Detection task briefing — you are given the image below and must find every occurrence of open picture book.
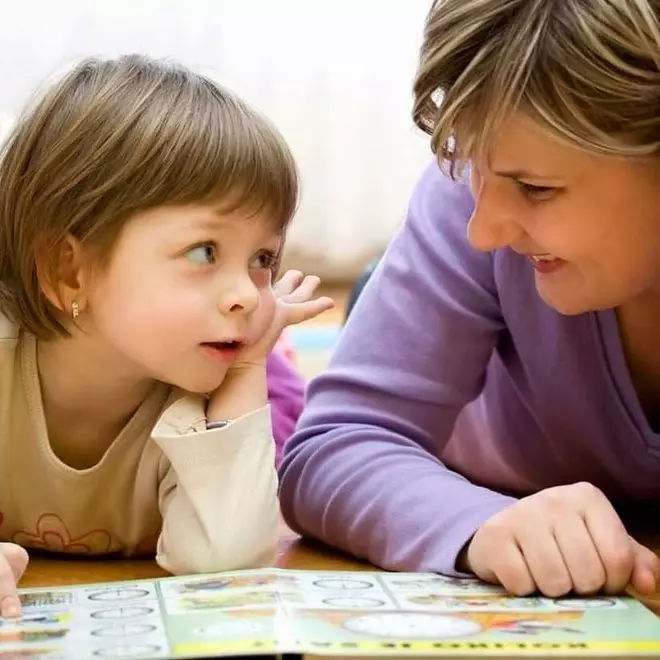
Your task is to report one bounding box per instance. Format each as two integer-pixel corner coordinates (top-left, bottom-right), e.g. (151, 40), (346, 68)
(3, 567), (660, 659)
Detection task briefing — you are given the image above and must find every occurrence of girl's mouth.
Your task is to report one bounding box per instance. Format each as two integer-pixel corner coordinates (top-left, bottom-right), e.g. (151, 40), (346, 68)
(200, 340), (245, 362)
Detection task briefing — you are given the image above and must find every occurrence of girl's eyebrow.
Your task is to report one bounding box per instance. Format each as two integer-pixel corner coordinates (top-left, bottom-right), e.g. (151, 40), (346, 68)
(190, 214), (232, 230)
(493, 168), (557, 181)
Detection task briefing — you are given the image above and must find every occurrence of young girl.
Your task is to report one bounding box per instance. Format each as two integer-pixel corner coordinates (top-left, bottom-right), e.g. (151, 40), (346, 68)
(280, 0), (660, 600)
(0, 54), (332, 617)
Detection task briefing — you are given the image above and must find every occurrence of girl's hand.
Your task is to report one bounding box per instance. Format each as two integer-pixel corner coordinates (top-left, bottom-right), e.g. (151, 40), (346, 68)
(206, 271), (333, 424)
(0, 543), (29, 617)
(237, 270), (334, 365)
(462, 482), (660, 597)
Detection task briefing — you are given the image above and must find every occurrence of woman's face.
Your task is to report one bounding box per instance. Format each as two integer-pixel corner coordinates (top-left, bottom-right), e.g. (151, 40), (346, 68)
(467, 113), (660, 315)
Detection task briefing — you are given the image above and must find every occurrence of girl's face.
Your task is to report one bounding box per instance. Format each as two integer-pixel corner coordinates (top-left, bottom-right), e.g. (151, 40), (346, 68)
(467, 113), (660, 315)
(74, 204), (280, 393)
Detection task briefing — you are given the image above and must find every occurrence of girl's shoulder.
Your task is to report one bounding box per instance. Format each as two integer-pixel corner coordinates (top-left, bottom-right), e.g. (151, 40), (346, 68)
(0, 313), (18, 342)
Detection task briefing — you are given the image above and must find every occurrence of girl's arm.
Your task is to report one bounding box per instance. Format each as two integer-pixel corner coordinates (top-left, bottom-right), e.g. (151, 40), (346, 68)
(149, 278), (325, 575)
(278, 161), (517, 576)
(151, 376), (278, 575)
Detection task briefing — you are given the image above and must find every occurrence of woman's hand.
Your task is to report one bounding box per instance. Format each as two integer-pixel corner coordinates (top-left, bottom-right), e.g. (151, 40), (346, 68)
(463, 482), (660, 597)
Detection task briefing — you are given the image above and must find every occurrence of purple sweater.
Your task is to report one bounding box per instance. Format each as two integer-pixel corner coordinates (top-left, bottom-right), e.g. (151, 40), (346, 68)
(278, 161), (660, 576)
(267, 347), (304, 466)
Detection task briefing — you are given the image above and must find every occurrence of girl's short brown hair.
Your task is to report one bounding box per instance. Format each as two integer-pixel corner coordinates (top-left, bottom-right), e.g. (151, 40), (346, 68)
(0, 54), (298, 338)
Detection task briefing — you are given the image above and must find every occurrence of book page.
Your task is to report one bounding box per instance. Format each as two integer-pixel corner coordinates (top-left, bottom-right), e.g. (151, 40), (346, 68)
(3, 569), (291, 658)
(4, 569), (660, 657)
(273, 570), (660, 657)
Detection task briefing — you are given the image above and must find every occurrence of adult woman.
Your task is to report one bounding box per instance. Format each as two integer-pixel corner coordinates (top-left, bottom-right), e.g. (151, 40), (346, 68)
(279, 0), (660, 598)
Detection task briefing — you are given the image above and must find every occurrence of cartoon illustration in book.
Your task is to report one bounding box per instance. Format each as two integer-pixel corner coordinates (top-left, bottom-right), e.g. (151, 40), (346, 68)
(463, 611), (586, 637)
(19, 591), (74, 610)
(177, 574), (296, 593)
(554, 598), (617, 609)
(193, 620), (270, 638)
(496, 619), (584, 636)
(180, 590), (303, 610)
(388, 575), (495, 591)
(406, 592), (546, 609)
(0, 627), (69, 643)
(0, 650), (57, 658)
(220, 608), (278, 621)
(321, 597), (388, 609)
(0, 613), (69, 627)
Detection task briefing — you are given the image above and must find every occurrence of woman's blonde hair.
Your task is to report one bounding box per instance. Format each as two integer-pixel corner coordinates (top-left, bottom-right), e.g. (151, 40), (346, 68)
(413, 0), (660, 174)
(0, 54), (298, 339)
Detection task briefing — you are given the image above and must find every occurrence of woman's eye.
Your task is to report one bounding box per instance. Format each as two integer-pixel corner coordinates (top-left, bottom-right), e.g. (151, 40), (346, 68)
(185, 243), (216, 264)
(250, 250), (278, 271)
(517, 182), (557, 201)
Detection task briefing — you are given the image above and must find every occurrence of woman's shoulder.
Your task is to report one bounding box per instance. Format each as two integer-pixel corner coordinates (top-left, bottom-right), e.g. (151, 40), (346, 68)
(395, 160), (499, 302)
(409, 160), (475, 233)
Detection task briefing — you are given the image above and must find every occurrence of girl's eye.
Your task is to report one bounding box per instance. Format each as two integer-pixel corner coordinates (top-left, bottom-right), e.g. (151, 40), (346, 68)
(185, 243), (216, 264)
(517, 182), (557, 201)
(250, 250), (278, 271)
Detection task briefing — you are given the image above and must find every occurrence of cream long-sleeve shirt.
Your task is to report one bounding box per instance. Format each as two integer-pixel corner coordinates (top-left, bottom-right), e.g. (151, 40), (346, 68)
(0, 315), (279, 574)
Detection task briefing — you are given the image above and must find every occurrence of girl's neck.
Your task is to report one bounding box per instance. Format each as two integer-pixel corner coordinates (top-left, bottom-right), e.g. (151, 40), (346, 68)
(36, 333), (159, 469)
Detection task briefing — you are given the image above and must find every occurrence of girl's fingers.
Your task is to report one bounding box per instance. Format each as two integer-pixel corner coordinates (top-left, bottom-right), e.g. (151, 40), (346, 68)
(0, 548), (25, 618)
(273, 270), (304, 297)
(0, 544), (28, 583)
(282, 297), (334, 325)
(282, 275), (322, 303)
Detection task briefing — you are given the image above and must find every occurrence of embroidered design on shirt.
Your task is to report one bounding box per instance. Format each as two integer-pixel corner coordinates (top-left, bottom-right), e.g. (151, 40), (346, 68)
(12, 513), (112, 554)
(130, 530), (159, 557)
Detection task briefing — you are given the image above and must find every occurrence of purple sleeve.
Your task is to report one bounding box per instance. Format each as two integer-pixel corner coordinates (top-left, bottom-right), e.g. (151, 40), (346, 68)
(267, 348), (305, 466)
(278, 162), (517, 575)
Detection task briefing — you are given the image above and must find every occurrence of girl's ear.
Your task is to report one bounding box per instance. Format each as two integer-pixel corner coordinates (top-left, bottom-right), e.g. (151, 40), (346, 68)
(38, 234), (89, 315)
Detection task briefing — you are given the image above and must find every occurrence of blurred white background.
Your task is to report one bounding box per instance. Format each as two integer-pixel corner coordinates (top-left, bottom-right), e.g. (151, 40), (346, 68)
(0, 0), (433, 280)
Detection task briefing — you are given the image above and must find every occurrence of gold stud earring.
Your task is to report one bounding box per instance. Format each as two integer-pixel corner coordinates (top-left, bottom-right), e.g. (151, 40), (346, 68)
(71, 301), (80, 319)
